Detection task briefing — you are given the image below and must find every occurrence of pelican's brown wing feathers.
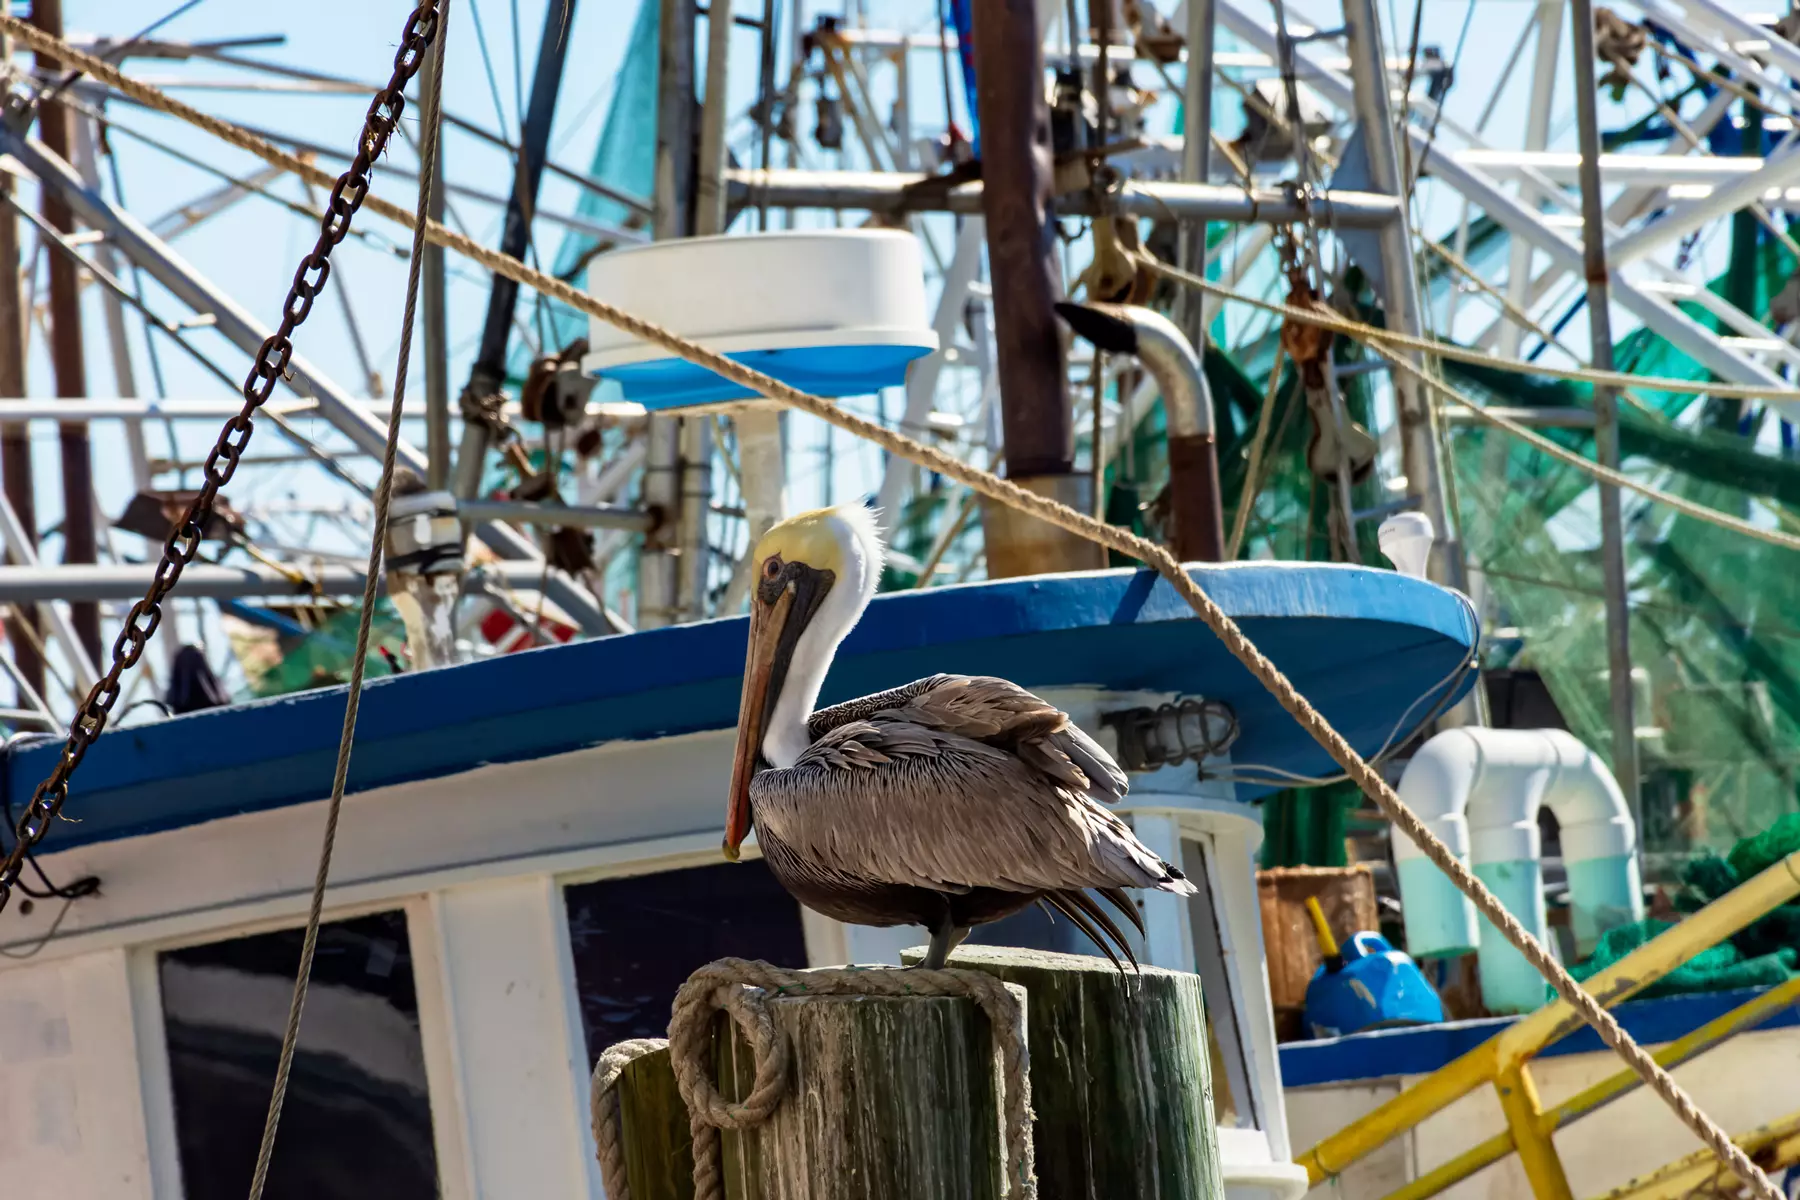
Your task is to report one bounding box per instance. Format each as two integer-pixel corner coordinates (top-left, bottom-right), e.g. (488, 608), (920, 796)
(808, 674), (1129, 805)
(752, 716), (1190, 899)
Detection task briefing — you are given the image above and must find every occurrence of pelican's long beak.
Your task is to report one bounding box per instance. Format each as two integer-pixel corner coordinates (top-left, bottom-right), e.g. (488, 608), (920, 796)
(725, 584), (796, 861)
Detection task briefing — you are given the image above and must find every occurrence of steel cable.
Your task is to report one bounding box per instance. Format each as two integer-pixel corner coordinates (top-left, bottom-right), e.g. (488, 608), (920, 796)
(243, 3), (450, 1196)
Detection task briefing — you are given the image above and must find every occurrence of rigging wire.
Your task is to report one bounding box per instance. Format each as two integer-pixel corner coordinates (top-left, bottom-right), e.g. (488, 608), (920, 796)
(467, 0), (517, 143)
(241, 4), (452, 1198)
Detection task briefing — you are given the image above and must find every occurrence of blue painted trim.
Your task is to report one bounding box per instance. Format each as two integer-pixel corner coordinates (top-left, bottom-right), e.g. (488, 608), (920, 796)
(3, 562), (1476, 852)
(1278, 984), (1800, 1087)
(603, 343), (933, 408)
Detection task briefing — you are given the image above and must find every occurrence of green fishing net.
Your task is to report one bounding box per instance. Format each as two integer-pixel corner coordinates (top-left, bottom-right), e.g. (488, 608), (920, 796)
(1569, 919), (1796, 999)
(1571, 813), (1800, 996)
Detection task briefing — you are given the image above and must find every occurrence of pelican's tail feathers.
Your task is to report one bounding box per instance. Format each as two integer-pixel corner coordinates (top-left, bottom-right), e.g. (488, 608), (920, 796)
(1097, 885), (1147, 937)
(1154, 859), (1199, 896)
(1043, 891), (1125, 973)
(1066, 889), (1141, 973)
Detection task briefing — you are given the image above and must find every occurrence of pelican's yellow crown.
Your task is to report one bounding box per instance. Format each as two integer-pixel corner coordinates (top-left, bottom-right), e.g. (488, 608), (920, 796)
(753, 504), (880, 575)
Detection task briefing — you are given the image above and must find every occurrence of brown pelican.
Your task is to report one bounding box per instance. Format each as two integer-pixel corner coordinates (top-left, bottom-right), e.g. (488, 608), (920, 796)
(724, 504), (1197, 970)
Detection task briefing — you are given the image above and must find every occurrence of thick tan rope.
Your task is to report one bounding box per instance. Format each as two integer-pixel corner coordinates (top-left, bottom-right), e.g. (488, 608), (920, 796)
(8, 25), (1775, 1196)
(590, 960), (1034, 1200)
(1156, 262), (1800, 555)
(589, 1037), (668, 1200)
(1363, 343), (1800, 551)
(1145, 258), (1800, 404)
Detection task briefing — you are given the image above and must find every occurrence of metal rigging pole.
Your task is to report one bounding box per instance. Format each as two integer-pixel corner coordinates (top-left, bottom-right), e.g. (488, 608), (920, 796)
(30, 0), (100, 664)
(640, 0), (696, 629)
(1180, 0), (1217, 345)
(0, 26), (43, 702)
(453, 0), (580, 500)
(419, 24), (452, 490)
(1572, 0), (1641, 834)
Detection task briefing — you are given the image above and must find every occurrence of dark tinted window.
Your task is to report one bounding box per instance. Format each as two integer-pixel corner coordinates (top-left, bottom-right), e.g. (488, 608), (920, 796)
(564, 861), (808, 1050)
(158, 910), (437, 1200)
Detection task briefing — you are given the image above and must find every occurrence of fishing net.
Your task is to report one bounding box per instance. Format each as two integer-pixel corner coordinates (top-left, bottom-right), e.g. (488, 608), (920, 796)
(223, 600), (408, 700)
(1447, 226), (1800, 867)
(1568, 812), (1800, 996)
(1570, 918), (1796, 999)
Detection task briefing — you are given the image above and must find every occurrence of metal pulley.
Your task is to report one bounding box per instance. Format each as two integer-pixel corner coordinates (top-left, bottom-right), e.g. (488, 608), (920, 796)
(1593, 7), (1647, 99)
(1234, 77), (1332, 164)
(1075, 214), (1157, 305)
(1279, 267), (1377, 486)
(520, 338), (594, 430)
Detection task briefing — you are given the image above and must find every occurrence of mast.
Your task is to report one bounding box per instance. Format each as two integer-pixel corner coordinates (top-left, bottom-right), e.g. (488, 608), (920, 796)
(970, 0), (1099, 577)
(31, 0), (100, 664)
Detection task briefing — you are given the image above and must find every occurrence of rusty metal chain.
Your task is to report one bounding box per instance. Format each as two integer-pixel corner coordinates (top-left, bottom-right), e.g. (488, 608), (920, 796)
(0, 1), (443, 916)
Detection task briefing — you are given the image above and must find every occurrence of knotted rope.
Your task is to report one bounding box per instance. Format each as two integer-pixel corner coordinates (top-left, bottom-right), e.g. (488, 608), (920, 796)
(592, 959), (1035, 1200)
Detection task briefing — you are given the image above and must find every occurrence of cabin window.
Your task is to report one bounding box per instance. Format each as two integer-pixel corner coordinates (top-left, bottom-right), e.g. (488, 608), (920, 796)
(1183, 838), (1258, 1129)
(563, 860), (809, 1051)
(156, 909), (438, 1200)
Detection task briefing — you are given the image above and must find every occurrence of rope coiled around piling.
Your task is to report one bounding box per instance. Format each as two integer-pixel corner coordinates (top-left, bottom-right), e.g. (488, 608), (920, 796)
(591, 959), (1035, 1200)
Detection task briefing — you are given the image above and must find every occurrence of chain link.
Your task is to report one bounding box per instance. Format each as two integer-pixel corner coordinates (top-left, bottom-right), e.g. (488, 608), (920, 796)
(0, 3), (442, 916)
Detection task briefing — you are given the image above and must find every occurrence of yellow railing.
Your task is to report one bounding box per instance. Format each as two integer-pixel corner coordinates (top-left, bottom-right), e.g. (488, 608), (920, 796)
(1297, 849), (1800, 1200)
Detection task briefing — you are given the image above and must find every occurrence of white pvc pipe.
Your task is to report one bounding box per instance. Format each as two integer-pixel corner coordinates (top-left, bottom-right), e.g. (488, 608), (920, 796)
(1393, 728), (1643, 1014)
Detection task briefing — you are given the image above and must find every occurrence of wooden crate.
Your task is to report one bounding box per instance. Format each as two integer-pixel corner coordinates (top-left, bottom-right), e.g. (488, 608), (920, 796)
(1257, 864), (1379, 1042)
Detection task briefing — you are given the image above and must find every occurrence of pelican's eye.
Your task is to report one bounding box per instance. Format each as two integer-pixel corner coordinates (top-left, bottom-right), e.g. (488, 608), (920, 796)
(762, 556), (783, 580)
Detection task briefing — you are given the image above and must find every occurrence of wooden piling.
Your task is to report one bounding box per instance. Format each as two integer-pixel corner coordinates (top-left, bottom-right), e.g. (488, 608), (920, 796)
(607, 948), (1223, 1200)
(613, 993), (1008, 1200)
(906, 945), (1225, 1200)
(716, 994), (1005, 1200)
(616, 1046), (694, 1200)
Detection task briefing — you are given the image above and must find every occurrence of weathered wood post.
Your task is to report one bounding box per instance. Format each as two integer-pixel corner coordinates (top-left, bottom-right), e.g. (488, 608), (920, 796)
(602, 949), (1224, 1200)
(611, 991), (1011, 1200)
(905, 946), (1225, 1200)
(714, 994), (1008, 1199)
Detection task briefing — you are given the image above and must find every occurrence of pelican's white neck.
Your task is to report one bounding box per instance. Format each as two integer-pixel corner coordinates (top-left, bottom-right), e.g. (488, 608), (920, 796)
(761, 506), (883, 768)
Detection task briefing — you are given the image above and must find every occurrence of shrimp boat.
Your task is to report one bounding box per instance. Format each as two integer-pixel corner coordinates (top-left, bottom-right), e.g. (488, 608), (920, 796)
(2, 1), (1799, 1198)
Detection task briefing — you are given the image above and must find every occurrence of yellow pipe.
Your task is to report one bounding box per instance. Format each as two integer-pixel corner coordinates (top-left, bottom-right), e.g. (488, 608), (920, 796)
(1586, 1109), (1800, 1200)
(1496, 849), (1800, 1068)
(1381, 1130), (1515, 1200)
(1375, 974), (1800, 1200)
(1495, 1064), (1574, 1200)
(1299, 848), (1800, 1186)
(1542, 973), (1800, 1132)
(1306, 896), (1342, 959)
(1298, 1040), (1499, 1185)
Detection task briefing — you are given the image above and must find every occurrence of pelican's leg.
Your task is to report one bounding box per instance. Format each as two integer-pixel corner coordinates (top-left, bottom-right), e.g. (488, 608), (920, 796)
(919, 914), (964, 970)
